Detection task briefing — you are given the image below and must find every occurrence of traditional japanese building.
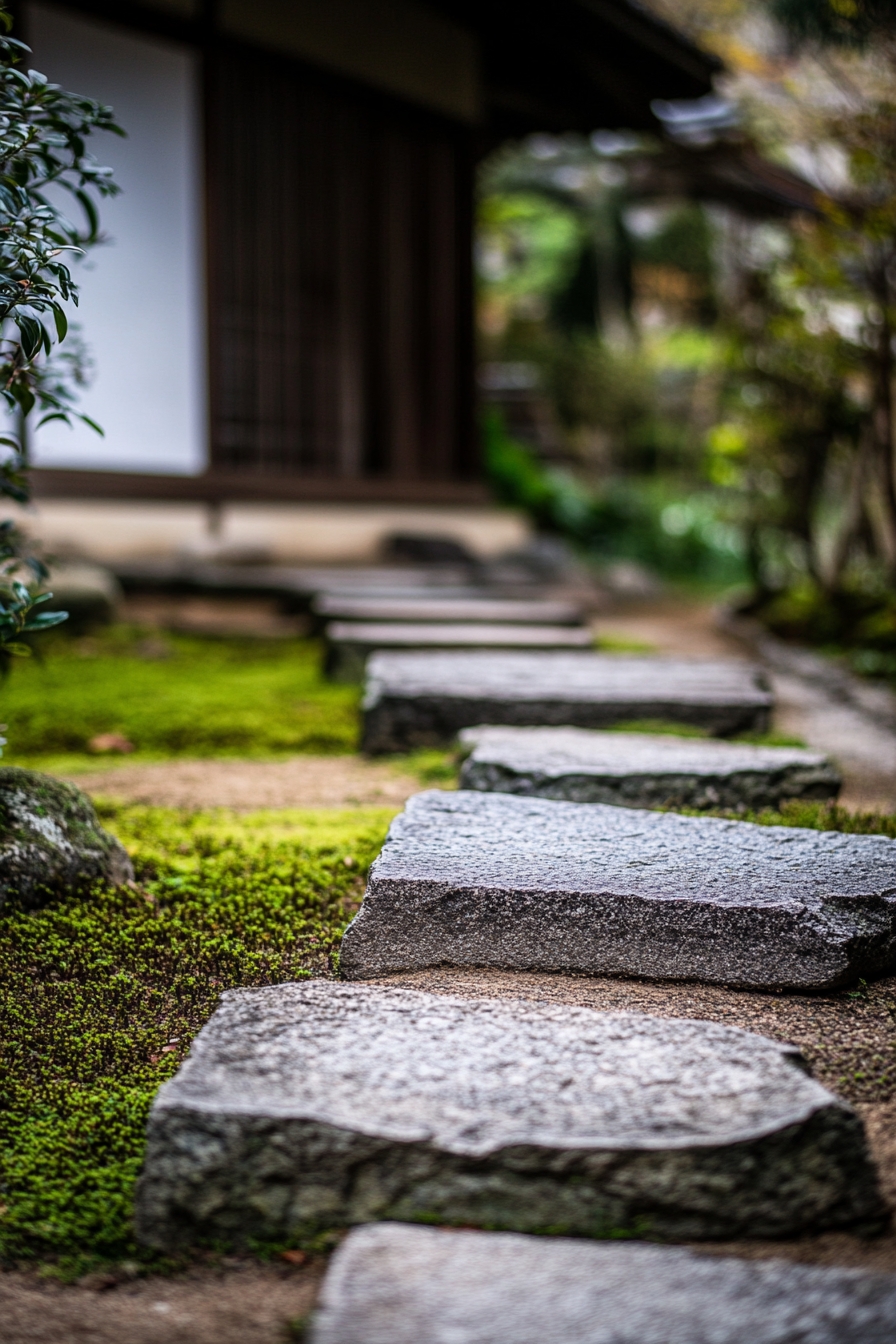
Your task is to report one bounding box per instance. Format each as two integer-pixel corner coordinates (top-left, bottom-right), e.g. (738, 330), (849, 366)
(19, 1), (718, 557)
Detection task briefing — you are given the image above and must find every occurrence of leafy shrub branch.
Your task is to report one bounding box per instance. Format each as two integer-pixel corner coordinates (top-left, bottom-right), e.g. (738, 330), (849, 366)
(0, 4), (121, 677)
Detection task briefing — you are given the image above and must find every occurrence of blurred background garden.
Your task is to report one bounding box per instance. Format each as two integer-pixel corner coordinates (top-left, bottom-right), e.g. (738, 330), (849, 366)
(477, 0), (896, 679)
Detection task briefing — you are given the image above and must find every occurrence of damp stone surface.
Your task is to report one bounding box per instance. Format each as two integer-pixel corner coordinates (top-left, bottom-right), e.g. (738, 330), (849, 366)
(340, 790), (896, 991)
(361, 651), (772, 751)
(0, 766), (133, 909)
(458, 725), (841, 809)
(310, 1224), (896, 1344)
(134, 980), (883, 1249)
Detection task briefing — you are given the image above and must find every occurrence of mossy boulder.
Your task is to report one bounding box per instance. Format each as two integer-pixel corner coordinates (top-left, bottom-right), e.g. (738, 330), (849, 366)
(0, 767), (133, 909)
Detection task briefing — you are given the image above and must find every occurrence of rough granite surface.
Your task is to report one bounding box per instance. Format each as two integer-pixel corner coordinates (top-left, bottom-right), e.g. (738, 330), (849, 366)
(313, 595), (584, 624)
(134, 981), (883, 1249)
(326, 624), (592, 681)
(310, 1224), (896, 1344)
(458, 726), (841, 809)
(0, 766), (133, 909)
(340, 790), (896, 991)
(362, 651), (773, 752)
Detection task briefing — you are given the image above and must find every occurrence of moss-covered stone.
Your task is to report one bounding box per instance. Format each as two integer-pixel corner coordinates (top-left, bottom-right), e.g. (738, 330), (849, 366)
(0, 767), (133, 909)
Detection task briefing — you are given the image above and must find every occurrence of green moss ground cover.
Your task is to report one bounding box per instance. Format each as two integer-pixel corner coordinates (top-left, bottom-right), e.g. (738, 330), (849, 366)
(0, 628), (358, 765)
(0, 803), (394, 1274)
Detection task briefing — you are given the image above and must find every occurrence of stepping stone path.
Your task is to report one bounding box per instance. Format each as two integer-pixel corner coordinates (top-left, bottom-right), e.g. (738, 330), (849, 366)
(313, 594), (585, 624)
(362, 650), (772, 751)
(459, 725), (841, 809)
(137, 624), (891, 1324)
(326, 622), (593, 680)
(311, 1223), (896, 1344)
(135, 982), (882, 1248)
(340, 790), (896, 990)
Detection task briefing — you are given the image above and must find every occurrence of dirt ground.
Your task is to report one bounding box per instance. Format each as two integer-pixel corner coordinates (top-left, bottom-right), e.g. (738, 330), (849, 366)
(0, 1259), (324, 1344)
(64, 753), (422, 811)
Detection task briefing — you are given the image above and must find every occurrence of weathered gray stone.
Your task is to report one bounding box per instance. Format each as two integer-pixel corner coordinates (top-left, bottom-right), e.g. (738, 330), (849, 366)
(134, 981), (883, 1249)
(0, 767), (133, 909)
(327, 623), (593, 681)
(459, 726), (841, 809)
(341, 790), (896, 991)
(311, 1224), (896, 1344)
(362, 651), (772, 752)
(314, 595), (585, 623)
(39, 561), (122, 634)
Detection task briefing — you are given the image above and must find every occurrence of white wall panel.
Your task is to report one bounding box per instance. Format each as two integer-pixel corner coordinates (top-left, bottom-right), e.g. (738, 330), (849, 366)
(25, 3), (207, 473)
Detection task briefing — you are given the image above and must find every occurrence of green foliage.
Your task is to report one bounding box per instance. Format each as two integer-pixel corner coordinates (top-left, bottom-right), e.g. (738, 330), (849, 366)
(707, 797), (896, 837)
(751, 577), (896, 676)
(769, 0), (896, 47)
(477, 192), (582, 307)
(0, 5), (120, 478)
(0, 629), (359, 763)
(483, 410), (746, 585)
(0, 2), (120, 671)
(0, 802), (394, 1269)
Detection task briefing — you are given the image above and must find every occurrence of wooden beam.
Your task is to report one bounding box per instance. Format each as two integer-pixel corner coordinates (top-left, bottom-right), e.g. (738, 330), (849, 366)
(29, 468), (492, 506)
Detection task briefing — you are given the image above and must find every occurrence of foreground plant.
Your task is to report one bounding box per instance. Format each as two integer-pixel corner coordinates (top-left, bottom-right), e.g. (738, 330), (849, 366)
(0, 4), (121, 694)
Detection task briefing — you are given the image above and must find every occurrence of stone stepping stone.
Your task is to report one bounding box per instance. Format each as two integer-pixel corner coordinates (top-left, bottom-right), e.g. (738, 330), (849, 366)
(340, 790), (896, 990)
(313, 594), (585, 624)
(362, 651), (772, 752)
(311, 1223), (896, 1344)
(458, 725), (841, 810)
(134, 982), (882, 1250)
(327, 622), (593, 681)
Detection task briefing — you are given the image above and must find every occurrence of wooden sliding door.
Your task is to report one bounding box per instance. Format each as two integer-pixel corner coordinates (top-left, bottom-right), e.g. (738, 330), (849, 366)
(205, 47), (476, 483)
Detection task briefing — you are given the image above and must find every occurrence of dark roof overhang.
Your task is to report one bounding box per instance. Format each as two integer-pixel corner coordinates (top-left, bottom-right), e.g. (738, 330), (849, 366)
(432, 0), (721, 140)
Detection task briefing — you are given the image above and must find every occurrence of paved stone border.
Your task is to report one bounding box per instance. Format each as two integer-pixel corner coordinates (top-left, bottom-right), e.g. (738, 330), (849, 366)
(362, 651), (773, 752)
(340, 790), (896, 990)
(134, 982), (883, 1248)
(310, 1224), (896, 1344)
(458, 726), (841, 809)
(326, 623), (593, 681)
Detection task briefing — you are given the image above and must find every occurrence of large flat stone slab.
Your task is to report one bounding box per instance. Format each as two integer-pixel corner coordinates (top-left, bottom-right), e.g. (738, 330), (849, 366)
(314, 595), (585, 624)
(327, 623), (593, 681)
(459, 726), (841, 809)
(340, 790), (896, 990)
(311, 1224), (896, 1344)
(134, 982), (882, 1249)
(362, 651), (772, 752)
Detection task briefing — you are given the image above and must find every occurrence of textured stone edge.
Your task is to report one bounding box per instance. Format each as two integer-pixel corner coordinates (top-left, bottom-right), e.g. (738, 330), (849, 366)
(458, 756), (842, 809)
(362, 693), (773, 753)
(134, 1089), (885, 1249)
(340, 869), (896, 992)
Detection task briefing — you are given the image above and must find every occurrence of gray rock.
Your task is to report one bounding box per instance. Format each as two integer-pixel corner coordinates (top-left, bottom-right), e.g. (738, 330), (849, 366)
(310, 1224), (896, 1344)
(362, 651), (772, 752)
(327, 623), (593, 681)
(134, 981), (883, 1249)
(459, 726), (841, 809)
(0, 767), (133, 909)
(340, 790), (896, 991)
(40, 561), (122, 633)
(313, 595), (584, 624)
